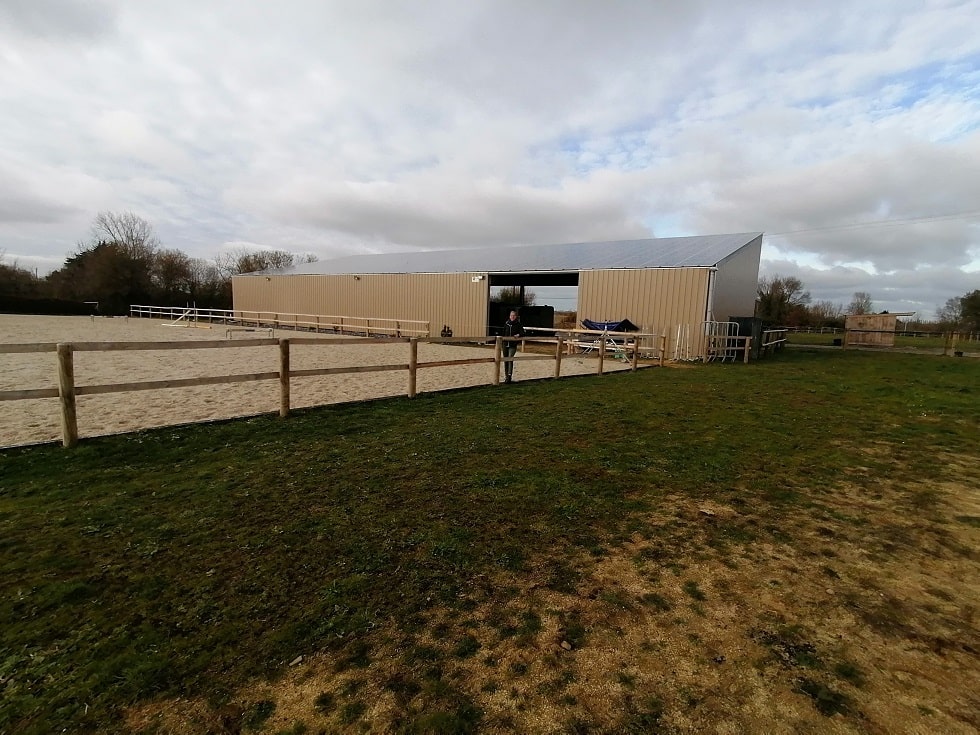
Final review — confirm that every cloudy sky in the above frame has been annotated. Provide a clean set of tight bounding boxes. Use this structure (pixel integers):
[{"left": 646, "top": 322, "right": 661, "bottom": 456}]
[{"left": 1, "top": 0, "right": 978, "bottom": 316}]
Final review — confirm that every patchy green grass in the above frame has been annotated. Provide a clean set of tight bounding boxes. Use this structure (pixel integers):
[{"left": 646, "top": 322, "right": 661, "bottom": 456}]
[
  {"left": 1, "top": 349, "right": 978, "bottom": 733},
  {"left": 789, "top": 331, "right": 979, "bottom": 351}
]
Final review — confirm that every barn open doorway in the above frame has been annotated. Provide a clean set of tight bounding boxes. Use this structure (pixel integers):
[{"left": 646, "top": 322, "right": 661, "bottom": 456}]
[{"left": 487, "top": 272, "right": 579, "bottom": 336}]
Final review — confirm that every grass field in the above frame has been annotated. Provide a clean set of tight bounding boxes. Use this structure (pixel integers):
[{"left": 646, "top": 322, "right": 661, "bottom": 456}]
[
  {"left": 788, "top": 331, "right": 979, "bottom": 351},
  {"left": 2, "top": 348, "right": 978, "bottom": 733}
]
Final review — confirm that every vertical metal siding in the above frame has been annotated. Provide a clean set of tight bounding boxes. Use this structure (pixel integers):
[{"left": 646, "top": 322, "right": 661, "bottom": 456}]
[
  {"left": 232, "top": 273, "right": 489, "bottom": 337},
  {"left": 712, "top": 235, "right": 762, "bottom": 322},
  {"left": 579, "top": 268, "right": 710, "bottom": 335}
]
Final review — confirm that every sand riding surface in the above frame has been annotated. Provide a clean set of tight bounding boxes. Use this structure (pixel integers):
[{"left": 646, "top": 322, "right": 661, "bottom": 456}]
[{"left": 1, "top": 315, "right": 628, "bottom": 447}]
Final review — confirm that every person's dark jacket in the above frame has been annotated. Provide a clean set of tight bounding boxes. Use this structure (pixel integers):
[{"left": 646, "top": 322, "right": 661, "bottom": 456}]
[{"left": 503, "top": 318, "right": 525, "bottom": 339}]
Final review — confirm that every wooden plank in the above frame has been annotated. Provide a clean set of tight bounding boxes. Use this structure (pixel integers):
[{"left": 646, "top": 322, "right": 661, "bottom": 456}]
[
  {"left": 417, "top": 357, "right": 496, "bottom": 369},
  {"left": 0, "top": 387, "right": 60, "bottom": 401},
  {"left": 0, "top": 343, "right": 59, "bottom": 353},
  {"left": 70, "top": 339, "right": 278, "bottom": 351},
  {"left": 287, "top": 337, "right": 407, "bottom": 346},
  {"left": 57, "top": 344, "right": 78, "bottom": 448},
  {"left": 598, "top": 338, "right": 605, "bottom": 376},
  {"left": 75, "top": 371, "right": 280, "bottom": 396},
  {"left": 508, "top": 354, "right": 553, "bottom": 362},
  {"left": 290, "top": 364, "right": 407, "bottom": 378}
]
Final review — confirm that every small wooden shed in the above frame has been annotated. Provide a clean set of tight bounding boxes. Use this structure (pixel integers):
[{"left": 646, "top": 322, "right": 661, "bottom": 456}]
[{"left": 844, "top": 312, "right": 915, "bottom": 347}]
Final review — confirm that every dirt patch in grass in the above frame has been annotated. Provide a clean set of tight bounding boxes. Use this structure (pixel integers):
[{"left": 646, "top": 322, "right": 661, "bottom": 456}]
[{"left": 124, "top": 453, "right": 980, "bottom": 734}]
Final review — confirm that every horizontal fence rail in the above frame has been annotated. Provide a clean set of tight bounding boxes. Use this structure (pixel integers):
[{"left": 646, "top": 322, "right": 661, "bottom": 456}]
[
  {"left": 840, "top": 329, "right": 975, "bottom": 354},
  {"left": 130, "top": 305, "right": 431, "bottom": 337},
  {"left": 762, "top": 329, "right": 788, "bottom": 355},
  {"left": 524, "top": 327, "right": 671, "bottom": 367},
  {"left": 1, "top": 334, "right": 664, "bottom": 448}
]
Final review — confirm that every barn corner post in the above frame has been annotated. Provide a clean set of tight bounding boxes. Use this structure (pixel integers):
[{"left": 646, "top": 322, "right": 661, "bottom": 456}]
[
  {"left": 56, "top": 343, "right": 78, "bottom": 448},
  {"left": 279, "top": 338, "right": 290, "bottom": 418}
]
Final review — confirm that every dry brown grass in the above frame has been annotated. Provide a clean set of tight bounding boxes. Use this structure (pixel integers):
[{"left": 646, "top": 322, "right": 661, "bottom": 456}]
[{"left": 125, "top": 449, "right": 979, "bottom": 734}]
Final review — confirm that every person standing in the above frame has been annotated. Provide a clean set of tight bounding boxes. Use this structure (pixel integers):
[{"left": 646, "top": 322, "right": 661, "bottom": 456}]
[{"left": 502, "top": 309, "right": 525, "bottom": 383}]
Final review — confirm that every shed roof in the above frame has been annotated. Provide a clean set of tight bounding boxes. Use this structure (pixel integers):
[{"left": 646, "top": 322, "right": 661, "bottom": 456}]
[{"left": 254, "top": 232, "right": 763, "bottom": 276}]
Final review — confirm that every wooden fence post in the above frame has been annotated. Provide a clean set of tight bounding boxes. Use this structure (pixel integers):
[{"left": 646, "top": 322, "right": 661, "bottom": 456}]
[
  {"left": 630, "top": 339, "right": 638, "bottom": 372},
  {"left": 408, "top": 338, "right": 418, "bottom": 397},
  {"left": 57, "top": 343, "right": 78, "bottom": 448},
  {"left": 554, "top": 335, "right": 563, "bottom": 379},
  {"left": 598, "top": 338, "right": 605, "bottom": 376},
  {"left": 659, "top": 334, "right": 667, "bottom": 367},
  {"left": 493, "top": 336, "right": 502, "bottom": 385},
  {"left": 279, "top": 339, "right": 290, "bottom": 417},
  {"left": 744, "top": 337, "right": 751, "bottom": 364}
]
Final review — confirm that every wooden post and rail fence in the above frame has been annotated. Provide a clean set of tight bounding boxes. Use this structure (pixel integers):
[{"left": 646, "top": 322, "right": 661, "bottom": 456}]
[
  {"left": 130, "top": 304, "right": 431, "bottom": 338},
  {"left": 761, "top": 329, "right": 788, "bottom": 356},
  {"left": 840, "top": 329, "right": 973, "bottom": 353},
  {"left": 0, "top": 332, "right": 669, "bottom": 449}
]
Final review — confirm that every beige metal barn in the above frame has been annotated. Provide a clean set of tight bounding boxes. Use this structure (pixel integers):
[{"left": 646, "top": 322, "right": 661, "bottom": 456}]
[{"left": 232, "top": 233, "right": 763, "bottom": 341}]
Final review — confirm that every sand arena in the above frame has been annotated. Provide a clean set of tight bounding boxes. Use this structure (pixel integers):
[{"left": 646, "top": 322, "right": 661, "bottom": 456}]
[{"left": 0, "top": 314, "right": 631, "bottom": 448}]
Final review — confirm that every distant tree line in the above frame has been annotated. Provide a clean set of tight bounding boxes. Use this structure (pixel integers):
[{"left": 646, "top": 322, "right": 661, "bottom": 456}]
[
  {"left": 936, "top": 290, "right": 980, "bottom": 331},
  {"left": 494, "top": 285, "right": 537, "bottom": 306},
  {"left": 0, "top": 212, "right": 316, "bottom": 315},
  {"left": 757, "top": 275, "right": 978, "bottom": 331}
]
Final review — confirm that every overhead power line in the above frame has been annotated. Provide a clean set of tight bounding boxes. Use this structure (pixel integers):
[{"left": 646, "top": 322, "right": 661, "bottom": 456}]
[{"left": 765, "top": 210, "right": 980, "bottom": 238}]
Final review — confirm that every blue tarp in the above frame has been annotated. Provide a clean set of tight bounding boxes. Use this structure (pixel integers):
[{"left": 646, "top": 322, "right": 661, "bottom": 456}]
[{"left": 581, "top": 318, "right": 639, "bottom": 332}]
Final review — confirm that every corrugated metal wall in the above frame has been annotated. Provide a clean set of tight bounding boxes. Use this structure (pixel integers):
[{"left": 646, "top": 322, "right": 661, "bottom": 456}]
[
  {"left": 579, "top": 268, "right": 711, "bottom": 336},
  {"left": 233, "top": 273, "right": 489, "bottom": 337},
  {"left": 712, "top": 235, "right": 763, "bottom": 322},
  {"left": 236, "top": 263, "right": 740, "bottom": 345}
]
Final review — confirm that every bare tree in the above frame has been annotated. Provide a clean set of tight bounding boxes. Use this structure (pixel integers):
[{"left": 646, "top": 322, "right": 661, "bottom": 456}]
[
  {"left": 91, "top": 211, "right": 160, "bottom": 259},
  {"left": 846, "top": 292, "right": 874, "bottom": 315},
  {"left": 935, "top": 296, "right": 963, "bottom": 327},
  {"left": 188, "top": 258, "right": 229, "bottom": 307},
  {"left": 495, "top": 286, "right": 536, "bottom": 306},
  {"left": 215, "top": 248, "right": 298, "bottom": 276},
  {"left": 756, "top": 275, "right": 810, "bottom": 324},
  {"left": 809, "top": 300, "right": 844, "bottom": 326}
]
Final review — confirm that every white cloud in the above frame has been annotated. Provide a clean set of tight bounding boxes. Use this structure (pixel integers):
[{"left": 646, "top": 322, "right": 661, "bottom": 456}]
[
  {"left": 0, "top": 0, "right": 978, "bottom": 315},
  {"left": 0, "top": 0, "right": 117, "bottom": 41}
]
